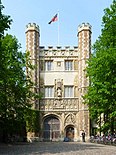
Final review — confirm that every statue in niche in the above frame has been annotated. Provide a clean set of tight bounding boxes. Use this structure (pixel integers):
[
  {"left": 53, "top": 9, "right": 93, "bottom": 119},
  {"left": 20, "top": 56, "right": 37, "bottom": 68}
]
[
  {"left": 55, "top": 79, "right": 62, "bottom": 97},
  {"left": 57, "top": 87, "right": 62, "bottom": 97}
]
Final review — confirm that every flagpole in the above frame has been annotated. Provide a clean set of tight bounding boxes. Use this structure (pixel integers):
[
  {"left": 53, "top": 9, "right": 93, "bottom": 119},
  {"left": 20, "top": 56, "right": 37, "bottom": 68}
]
[{"left": 58, "top": 11, "right": 60, "bottom": 46}]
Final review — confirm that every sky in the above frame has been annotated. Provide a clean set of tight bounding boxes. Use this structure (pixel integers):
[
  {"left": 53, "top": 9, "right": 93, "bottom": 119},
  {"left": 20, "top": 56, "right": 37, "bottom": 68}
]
[{"left": 3, "top": 0, "right": 112, "bottom": 52}]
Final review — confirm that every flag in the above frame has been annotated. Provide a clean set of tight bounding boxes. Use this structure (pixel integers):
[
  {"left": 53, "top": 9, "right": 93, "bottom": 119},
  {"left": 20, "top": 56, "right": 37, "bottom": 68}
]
[{"left": 48, "top": 14, "right": 58, "bottom": 24}]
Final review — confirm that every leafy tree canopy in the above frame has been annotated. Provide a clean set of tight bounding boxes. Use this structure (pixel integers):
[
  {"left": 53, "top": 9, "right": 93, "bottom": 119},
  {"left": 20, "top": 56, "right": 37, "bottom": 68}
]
[
  {"left": 0, "top": 1, "right": 40, "bottom": 142},
  {"left": 0, "top": 1, "right": 12, "bottom": 38},
  {"left": 84, "top": 0, "right": 116, "bottom": 133}
]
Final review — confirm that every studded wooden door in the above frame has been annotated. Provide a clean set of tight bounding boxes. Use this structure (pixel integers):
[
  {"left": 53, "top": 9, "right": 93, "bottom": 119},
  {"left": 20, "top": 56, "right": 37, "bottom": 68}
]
[{"left": 43, "top": 116, "right": 60, "bottom": 141}]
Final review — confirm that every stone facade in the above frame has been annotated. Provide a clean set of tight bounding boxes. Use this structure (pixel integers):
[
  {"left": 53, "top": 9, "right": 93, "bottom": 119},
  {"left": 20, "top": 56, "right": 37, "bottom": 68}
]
[{"left": 25, "top": 22, "right": 92, "bottom": 141}]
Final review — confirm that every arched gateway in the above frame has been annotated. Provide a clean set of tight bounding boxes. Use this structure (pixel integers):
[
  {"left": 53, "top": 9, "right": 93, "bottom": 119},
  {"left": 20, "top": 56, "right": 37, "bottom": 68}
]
[{"left": 43, "top": 116, "right": 60, "bottom": 141}]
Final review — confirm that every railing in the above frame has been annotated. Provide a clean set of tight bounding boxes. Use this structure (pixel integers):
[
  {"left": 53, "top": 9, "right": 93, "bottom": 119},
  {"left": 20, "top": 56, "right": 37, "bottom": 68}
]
[{"left": 40, "top": 98, "right": 79, "bottom": 111}]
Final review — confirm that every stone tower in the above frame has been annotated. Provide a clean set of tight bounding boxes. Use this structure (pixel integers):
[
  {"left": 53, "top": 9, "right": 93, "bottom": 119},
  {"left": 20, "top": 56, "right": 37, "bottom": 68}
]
[
  {"left": 25, "top": 23, "right": 40, "bottom": 108},
  {"left": 77, "top": 23, "right": 92, "bottom": 139}
]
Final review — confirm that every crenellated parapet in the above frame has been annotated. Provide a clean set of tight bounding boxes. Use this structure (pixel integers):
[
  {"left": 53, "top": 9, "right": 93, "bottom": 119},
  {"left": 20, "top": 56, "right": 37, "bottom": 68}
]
[
  {"left": 26, "top": 23, "right": 40, "bottom": 33},
  {"left": 39, "top": 46, "right": 78, "bottom": 57},
  {"left": 78, "top": 22, "right": 91, "bottom": 34},
  {"left": 39, "top": 46, "right": 78, "bottom": 50}
]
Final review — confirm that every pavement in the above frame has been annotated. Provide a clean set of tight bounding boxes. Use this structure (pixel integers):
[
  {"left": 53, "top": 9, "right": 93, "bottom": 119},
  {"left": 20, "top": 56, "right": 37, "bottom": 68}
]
[{"left": 0, "top": 141, "right": 116, "bottom": 155}]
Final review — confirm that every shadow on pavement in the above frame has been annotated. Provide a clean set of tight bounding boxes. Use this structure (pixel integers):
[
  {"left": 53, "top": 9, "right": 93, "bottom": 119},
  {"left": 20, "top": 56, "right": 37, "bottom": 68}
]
[{"left": 0, "top": 141, "right": 108, "bottom": 155}]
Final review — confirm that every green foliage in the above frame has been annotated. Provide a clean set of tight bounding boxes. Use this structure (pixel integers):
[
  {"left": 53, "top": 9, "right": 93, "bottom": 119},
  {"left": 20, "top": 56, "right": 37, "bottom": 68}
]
[
  {"left": 0, "top": 2, "right": 12, "bottom": 38},
  {"left": 84, "top": 0, "right": 116, "bottom": 133},
  {"left": 25, "top": 109, "right": 40, "bottom": 133},
  {"left": 0, "top": 34, "right": 32, "bottom": 135},
  {"left": 0, "top": 2, "right": 41, "bottom": 141}
]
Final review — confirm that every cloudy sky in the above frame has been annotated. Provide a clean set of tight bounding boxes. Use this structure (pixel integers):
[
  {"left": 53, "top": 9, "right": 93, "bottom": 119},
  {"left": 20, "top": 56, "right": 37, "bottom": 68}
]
[{"left": 3, "top": 0, "right": 112, "bottom": 51}]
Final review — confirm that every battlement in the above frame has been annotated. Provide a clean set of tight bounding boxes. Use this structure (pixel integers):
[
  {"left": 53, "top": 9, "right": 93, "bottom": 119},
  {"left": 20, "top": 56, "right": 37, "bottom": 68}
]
[
  {"left": 39, "top": 46, "right": 78, "bottom": 51},
  {"left": 26, "top": 23, "right": 40, "bottom": 33},
  {"left": 39, "top": 46, "right": 78, "bottom": 57},
  {"left": 78, "top": 23, "right": 91, "bottom": 33}
]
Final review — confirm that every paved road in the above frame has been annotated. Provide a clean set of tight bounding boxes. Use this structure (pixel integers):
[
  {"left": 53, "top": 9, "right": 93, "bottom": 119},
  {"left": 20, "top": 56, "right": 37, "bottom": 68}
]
[{"left": 0, "top": 142, "right": 116, "bottom": 155}]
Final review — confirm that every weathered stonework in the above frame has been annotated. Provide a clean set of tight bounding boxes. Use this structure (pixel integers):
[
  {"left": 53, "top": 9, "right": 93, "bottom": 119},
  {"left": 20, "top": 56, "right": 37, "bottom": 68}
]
[{"left": 26, "top": 22, "right": 92, "bottom": 141}]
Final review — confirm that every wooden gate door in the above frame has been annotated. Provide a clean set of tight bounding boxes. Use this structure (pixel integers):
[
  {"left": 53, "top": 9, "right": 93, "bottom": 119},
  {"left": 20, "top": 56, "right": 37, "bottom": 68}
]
[
  {"left": 43, "top": 116, "right": 60, "bottom": 141},
  {"left": 66, "top": 127, "right": 74, "bottom": 141}
]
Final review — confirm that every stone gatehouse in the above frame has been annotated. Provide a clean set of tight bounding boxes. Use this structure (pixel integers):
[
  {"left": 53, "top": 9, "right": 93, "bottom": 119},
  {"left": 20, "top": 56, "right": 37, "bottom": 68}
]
[{"left": 26, "top": 22, "right": 92, "bottom": 141}]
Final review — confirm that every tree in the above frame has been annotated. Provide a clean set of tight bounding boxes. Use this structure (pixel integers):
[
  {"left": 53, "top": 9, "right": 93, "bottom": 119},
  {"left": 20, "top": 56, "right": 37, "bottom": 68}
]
[
  {"left": 84, "top": 0, "right": 116, "bottom": 134},
  {"left": 0, "top": 0, "right": 12, "bottom": 38},
  {"left": 0, "top": 1, "right": 40, "bottom": 142}
]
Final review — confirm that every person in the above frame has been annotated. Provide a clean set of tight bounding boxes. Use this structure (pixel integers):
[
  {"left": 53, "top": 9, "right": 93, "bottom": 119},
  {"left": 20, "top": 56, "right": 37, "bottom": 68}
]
[{"left": 82, "top": 130, "right": 85, "bottom": 142}]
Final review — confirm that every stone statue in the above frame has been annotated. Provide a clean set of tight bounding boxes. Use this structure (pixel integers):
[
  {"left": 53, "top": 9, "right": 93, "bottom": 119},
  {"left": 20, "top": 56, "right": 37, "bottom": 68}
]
[{"left": 57, "top": 88, "right": 62, "bottom": 97}]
